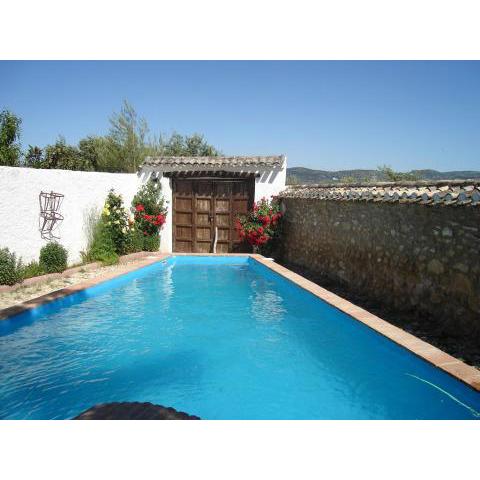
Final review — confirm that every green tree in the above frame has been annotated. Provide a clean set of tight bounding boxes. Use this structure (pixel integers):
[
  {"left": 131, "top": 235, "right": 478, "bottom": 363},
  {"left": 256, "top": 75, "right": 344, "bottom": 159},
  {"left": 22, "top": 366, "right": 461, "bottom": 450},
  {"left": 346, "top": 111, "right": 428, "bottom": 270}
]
[
  {"left": 77, "top": 135, "right": 124, "bottom": 172},
  {"left": 0, "top": 110, "right": 22, "bottom": 166},
  {"left": 156, "top": 132, "right": 220, "bottom": 156},
  {"left": 78, "top": 136, "right": 102, "bottom": 171},
  {"left": 24, "top": 145, "right": 44, "bottom": 168},
  {"left": 16, "top": 101, "right": 221, "bottom": 173},
  {"left": 377, "top": 164, "right": 420, "bottom": 182},
  {"left": 108, "top": 100, "right": 149, "bottom": 172},
  {"left": 43, "top": 137, "right": 83, "bottom": 170}
]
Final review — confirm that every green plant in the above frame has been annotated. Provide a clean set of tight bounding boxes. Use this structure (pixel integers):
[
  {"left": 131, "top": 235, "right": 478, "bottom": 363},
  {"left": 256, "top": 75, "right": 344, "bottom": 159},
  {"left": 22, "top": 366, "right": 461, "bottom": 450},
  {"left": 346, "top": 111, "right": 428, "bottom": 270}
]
[
  {"left": 143, "top": 234, "right": 160, "bottom": 252},
  {"left": 132, "top": 179, "right": 167, "bottom": 250},
  {"left": 87, "top": 220, "right": 119, "bottom": 265},
  {"left": 43, "top": 137, "right": 83, "bottom": 170},
  {"left": 0, "top": 248, "right": 23, "bottom": 285},
  {"left": 23, "top": 145, "right": 44, "bottom": 168},
  {"left": 22, "top": 261, "right": 45, "bottom": 279},
  {"left": 39, "top": 242, "right": 68, "bottom": 273},
  {"left": 154, "top": 132, "right": 221, "bottom": 157},
  {"left": 0, "top": 110, "right": 22, "bottom": 167},
  {"left": 125, "top": 228, "right": 144, "bottom": 254},
  {"left": 102, "top": 189, "right": 131, "bottom": 254},
  {"left": 92, "top": 249, "right": 119, "bottom": 266},
  {"left": 377, "top": 164, "right": 420, "bottom": 182},
  {"left": 235, "top": 197, "right": 283, "bottom": 256},
  {"left": 82, "top": 206, "right": 101, "bottom": 255}
]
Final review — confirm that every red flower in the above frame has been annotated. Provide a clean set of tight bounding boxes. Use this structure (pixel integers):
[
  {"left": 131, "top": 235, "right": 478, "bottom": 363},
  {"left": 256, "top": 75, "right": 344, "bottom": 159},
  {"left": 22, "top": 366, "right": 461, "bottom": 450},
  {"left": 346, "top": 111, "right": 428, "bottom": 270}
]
[
  {"left": 260, "top": 215, "right": 270, "bottom": 226},
  {"left": 135, "top": 204, "right": 145, "bottom": 212},
  {"left": 143, "top": 231, "right": 147, "bottom": 236}
]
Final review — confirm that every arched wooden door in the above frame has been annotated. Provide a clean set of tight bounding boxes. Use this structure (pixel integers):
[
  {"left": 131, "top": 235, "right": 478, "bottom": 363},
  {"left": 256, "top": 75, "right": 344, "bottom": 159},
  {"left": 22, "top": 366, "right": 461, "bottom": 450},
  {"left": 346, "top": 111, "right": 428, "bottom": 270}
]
[{"left": 172, "top": 176, "right": 254, "bottom": 253}]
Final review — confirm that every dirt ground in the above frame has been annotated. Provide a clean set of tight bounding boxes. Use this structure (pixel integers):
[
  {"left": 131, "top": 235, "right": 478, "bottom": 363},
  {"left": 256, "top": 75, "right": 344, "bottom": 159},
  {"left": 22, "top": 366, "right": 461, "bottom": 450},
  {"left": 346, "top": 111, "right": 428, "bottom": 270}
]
[{"left": 0, "top": 263, "right": 134, "bottom": 311}]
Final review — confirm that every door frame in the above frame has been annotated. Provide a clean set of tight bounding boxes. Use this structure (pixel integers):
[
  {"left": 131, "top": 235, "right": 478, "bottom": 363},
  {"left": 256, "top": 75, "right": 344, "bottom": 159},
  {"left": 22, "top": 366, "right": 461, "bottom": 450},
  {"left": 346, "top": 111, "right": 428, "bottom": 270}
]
[{"left": 171, "top": 173, "right": 255, "bottom": 253}]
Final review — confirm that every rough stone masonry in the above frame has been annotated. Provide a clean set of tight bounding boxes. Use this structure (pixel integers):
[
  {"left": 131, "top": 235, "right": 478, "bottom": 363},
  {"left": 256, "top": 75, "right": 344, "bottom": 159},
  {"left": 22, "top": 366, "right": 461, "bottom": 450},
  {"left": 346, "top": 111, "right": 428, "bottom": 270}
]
[{"left": 278, "top": 181, "right": 480, "bottom": 339}]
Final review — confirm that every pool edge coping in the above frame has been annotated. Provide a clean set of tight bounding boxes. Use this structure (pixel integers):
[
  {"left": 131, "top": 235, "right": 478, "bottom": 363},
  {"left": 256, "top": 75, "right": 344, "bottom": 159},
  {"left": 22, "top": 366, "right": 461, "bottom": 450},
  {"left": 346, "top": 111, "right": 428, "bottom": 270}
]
[
  {"left": 250, "top": 255, "right": 480, "bottom": 393},
  {"left": 1, "top": 252, "right": 479, "bottom": 393},
  {"left": 0, "top": 253, "right": 170, "bottom": 321}
]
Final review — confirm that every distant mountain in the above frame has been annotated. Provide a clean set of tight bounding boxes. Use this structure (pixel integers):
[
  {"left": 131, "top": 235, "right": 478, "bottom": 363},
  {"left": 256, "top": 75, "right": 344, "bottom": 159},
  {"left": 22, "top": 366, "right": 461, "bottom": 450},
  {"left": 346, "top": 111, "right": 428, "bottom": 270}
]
[{"left": 286, "top": 167, "right": 480, "bottom": 185}]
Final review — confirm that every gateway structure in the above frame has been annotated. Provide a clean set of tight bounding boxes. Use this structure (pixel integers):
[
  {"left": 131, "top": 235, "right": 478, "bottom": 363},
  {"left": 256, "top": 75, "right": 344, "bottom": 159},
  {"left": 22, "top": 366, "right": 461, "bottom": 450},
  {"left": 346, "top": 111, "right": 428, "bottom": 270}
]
[{"left": 140, "top": 155, "right": 287, "bottom": 253}]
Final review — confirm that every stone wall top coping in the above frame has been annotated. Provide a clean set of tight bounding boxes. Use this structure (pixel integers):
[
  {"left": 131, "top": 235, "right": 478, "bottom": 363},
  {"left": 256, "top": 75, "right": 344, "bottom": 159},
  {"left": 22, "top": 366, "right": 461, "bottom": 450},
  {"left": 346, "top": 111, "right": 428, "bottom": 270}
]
[{"left": 279, "top": 179, "right": 480, "bottom": 206}]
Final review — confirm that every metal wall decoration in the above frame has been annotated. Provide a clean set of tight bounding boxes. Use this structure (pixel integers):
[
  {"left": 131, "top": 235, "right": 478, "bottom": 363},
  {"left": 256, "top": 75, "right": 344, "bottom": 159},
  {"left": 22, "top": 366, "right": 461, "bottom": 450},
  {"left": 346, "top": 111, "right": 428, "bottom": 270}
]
[{"left": 39, "top": 191, "right": 64, "bottom": 240}]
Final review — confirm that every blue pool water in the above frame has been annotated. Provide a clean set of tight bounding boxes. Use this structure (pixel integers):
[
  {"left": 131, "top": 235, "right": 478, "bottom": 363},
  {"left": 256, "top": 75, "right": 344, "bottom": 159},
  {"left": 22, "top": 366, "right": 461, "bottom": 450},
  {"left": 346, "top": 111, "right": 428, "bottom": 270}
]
[{"left": 0, "top": 256, "right": 479, "bottom": 420}]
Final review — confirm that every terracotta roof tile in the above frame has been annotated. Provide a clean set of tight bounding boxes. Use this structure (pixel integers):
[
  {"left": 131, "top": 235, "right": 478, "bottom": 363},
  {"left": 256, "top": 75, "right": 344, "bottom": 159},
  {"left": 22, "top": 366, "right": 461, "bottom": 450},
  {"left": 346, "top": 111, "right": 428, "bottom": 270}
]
[
  {"left": 142, "top": 155, "right": 284, "bottom": 169},
  {"left": 279, "top": 180, "right": 480, "bottom": 207}
]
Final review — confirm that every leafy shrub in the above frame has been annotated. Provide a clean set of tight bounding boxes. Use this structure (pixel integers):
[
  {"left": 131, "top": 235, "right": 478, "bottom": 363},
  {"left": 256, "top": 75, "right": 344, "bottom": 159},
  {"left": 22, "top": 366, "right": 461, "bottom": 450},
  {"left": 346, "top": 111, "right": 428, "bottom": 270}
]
[
  {"left": 102, "top": 189, "right": 131, "bottom": 255},
  {"left": 91, "top": 249, "right": 118, "bottom": 266},
  {"left": 235, "top": 197, "right": 283, "bottom": 255},
  {"left": 0, "top": 248, "right": 23, "bottom": 285},
  {"left": 22, "top": 261, "right": 45, "bottom": 279},
  {"left": 39, "top": 242, "right": 68, "bottom": 273},
  {"left": 81, "top": 191, "right": 133, "bottom": 265},
  {"left": 87, "top": 220, "right": 119, "bottom": 265},
  {"left": 132, "top": 179, "right": 167, "bottom": 250},
  {"left": 125, "top": 228, "right": 144, "bottom": 254},
  {"left": 143, "top": 234, "right": 160, "bottom": 252}
]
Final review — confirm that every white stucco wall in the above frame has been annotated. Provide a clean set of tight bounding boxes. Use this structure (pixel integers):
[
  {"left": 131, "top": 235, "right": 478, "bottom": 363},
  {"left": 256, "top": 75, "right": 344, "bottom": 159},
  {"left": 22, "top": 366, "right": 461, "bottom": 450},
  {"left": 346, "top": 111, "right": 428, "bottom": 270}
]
[
  {"left": 0, "top": 167, "right": 145, "bottom": 265},
  {"left": 0, "top": 158, "right": 285, "bottom": 262},
  {"left": 253, "top": 161, "right": 287, "bottom": 202}
]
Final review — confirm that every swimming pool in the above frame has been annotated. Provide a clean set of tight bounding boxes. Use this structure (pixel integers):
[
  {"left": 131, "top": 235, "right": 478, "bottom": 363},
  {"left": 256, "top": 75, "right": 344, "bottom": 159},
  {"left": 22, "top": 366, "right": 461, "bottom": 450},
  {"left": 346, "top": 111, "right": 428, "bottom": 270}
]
[{"left": 0, "top": 255, "right": 479, "bottom": 420}]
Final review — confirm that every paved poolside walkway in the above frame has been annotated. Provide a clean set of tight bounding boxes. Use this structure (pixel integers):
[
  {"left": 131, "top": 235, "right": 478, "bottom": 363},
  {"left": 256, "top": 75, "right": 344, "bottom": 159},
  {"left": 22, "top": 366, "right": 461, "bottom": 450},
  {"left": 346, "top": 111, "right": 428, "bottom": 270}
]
[{"left": 0, "top": 253, "right": 165, "bottom": 311}]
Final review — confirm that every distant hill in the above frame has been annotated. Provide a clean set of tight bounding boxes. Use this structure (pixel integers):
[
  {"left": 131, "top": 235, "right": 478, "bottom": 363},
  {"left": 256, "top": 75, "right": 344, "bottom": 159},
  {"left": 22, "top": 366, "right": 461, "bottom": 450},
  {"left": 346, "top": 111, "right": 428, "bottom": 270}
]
[{"left": 286, "top": 167, "right": 480, "bottom": 185}]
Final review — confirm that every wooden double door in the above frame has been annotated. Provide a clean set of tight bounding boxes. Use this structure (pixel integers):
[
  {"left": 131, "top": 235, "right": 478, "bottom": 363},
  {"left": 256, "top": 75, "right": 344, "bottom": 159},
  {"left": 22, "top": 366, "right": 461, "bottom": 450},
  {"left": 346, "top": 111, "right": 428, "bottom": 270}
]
[{"left": 173, "top": 177, "right": 254, "bottom": 253}]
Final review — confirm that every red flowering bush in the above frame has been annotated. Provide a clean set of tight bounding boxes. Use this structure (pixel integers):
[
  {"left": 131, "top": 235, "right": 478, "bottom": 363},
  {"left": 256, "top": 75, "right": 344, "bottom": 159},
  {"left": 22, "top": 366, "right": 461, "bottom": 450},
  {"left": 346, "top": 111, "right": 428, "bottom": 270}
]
[
  {"left": 132, "top": 180, "right": 168, "bottom": 251},
  {"left": 134, "top": 205, "right": 166, "bottom": 235},
  {"left": 235, "top": 197, "right": 282, "bottom": 254}
]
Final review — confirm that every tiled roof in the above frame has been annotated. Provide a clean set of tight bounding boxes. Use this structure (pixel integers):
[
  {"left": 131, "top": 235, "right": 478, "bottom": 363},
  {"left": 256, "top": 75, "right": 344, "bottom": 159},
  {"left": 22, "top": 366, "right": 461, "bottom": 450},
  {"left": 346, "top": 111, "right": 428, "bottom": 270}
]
[
  {"left": 142, "top": 155, "right": 284, "bottom": 169},
  {"left": 279, "top": 180, "right": 480, "bottom": 206}
]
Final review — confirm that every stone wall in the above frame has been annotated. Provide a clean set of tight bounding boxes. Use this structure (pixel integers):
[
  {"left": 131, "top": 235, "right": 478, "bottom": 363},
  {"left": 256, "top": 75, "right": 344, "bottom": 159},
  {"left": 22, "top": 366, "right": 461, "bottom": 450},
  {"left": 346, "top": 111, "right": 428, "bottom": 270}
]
[{"left": 278, "top": 197, "right": 480, "bottom": 338}]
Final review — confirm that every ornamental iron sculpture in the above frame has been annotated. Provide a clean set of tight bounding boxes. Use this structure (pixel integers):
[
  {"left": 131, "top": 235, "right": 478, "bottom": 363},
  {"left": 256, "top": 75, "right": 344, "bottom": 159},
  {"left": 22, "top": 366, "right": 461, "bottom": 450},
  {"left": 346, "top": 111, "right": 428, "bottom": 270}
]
[{"left": 39, "top": 191, "right": 64, "bottom": 240}]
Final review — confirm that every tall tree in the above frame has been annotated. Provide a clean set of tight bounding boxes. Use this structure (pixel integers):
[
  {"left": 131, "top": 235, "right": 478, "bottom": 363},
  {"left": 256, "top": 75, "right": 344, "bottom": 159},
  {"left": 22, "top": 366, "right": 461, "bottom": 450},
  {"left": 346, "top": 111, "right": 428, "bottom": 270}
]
[
  {"left": 78, "top": 136, "right": 104, "bottom": 171},
  {"left": 43, "top": 137, "right": 84, "bottom": 170},
  {"left": 0, "top": 110, "right": 22, "bottom": 166},
  {"left": 108, "top": 100, "right": 149, "bottom": 172},
  {"left": 157, "top": 132, "right": 221, "bottom": 156},
  {"left": 24, "top": 145, "right": 44, "bottom": 168}
]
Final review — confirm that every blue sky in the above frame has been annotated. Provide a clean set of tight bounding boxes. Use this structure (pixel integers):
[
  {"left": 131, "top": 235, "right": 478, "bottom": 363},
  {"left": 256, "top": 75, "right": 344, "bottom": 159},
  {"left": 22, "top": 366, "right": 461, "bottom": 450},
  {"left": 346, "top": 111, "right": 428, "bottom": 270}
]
[{"left": 1, "top": 60, "right": 479, "bottom": 171}]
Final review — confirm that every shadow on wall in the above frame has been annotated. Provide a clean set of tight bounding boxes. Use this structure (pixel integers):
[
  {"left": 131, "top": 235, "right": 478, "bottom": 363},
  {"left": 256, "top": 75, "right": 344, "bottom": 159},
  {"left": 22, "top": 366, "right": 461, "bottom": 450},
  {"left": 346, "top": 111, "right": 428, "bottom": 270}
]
[
  {"left": 137, "top": 169, "right": 158, "bottom": 183},
  {"left": 258, "top": 167, "right": 282, "bottom": 184}
]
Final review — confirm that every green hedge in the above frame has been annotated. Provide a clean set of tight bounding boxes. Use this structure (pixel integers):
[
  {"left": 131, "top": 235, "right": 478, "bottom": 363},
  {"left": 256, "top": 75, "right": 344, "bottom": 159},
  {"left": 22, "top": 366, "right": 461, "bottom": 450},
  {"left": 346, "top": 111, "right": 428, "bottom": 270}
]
[
  {"left": 0, "top": 247, "right": 23, "bottom": 285},
  {"left": 39, "top": 242, "right": 68, "bottom": 273}
]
